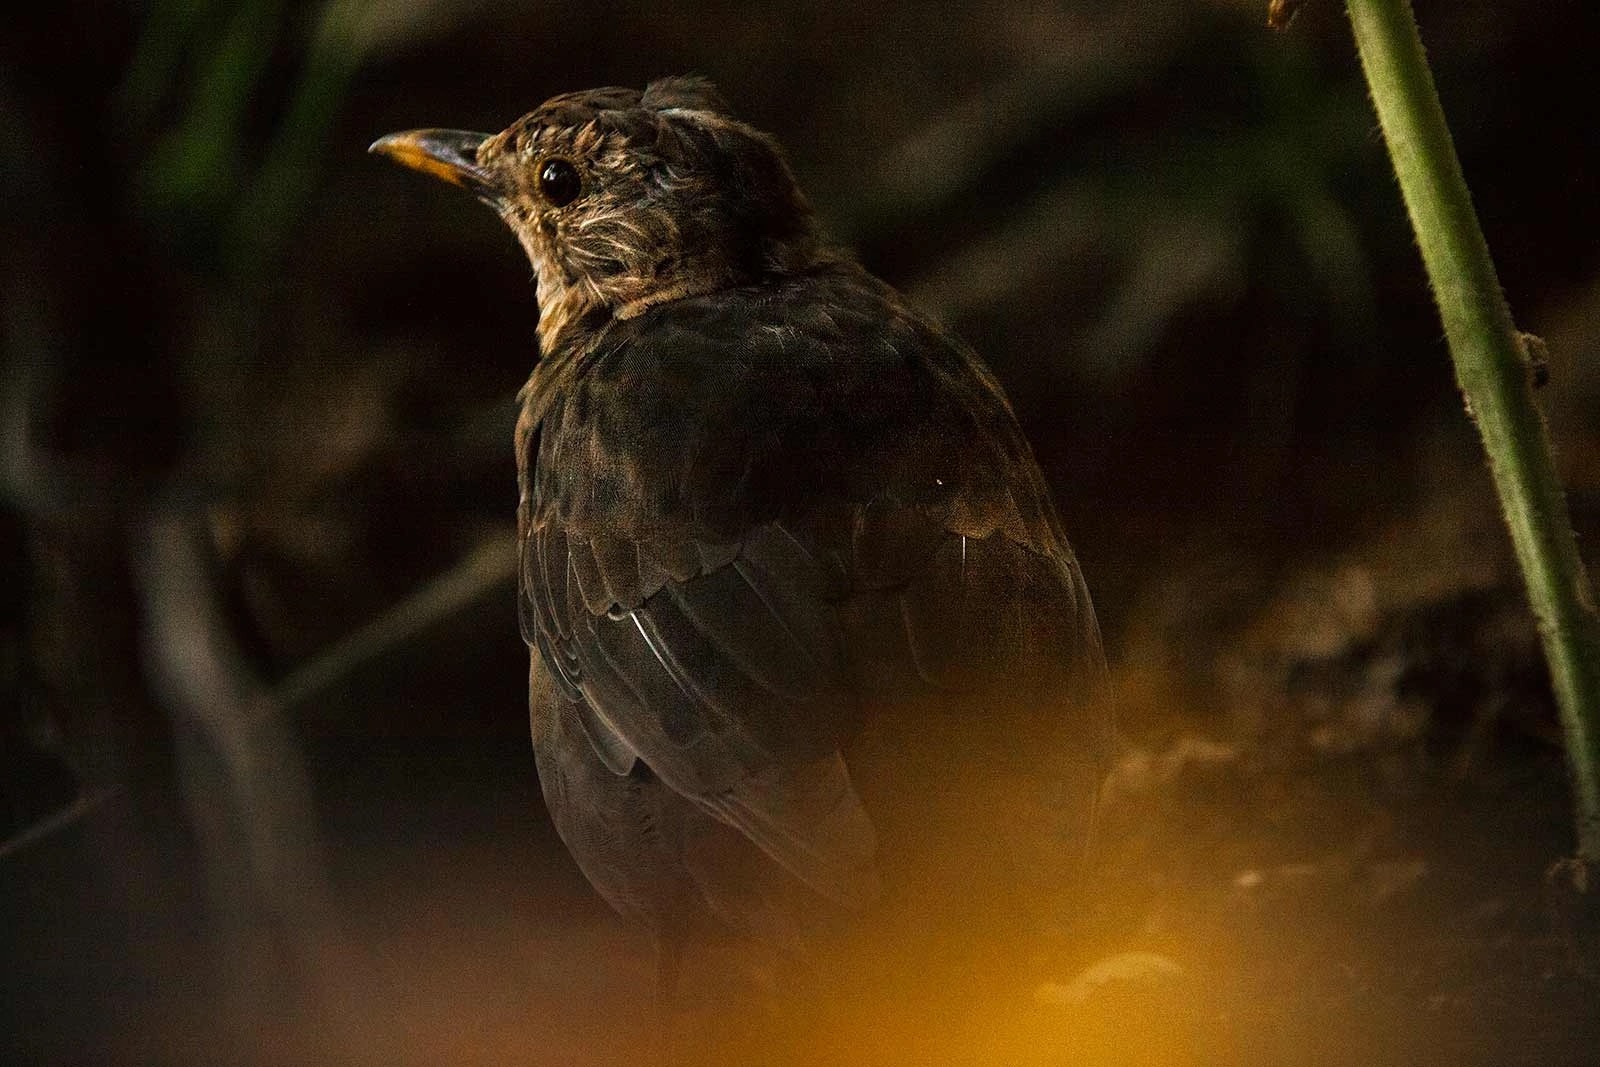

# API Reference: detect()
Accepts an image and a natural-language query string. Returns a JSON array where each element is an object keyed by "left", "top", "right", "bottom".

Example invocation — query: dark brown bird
[{"left": 373, "top": 76, "right": 1109, "bottom": 1024}]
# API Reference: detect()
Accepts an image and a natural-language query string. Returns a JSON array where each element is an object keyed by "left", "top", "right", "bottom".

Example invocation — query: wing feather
[
  {"left": 518, "top": 262, "right": 1107, "bottom": 917},
  {"left": 700, "top": 755, "right": 881, "bottom": 909}
]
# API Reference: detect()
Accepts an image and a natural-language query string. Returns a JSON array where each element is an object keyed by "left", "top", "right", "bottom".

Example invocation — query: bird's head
[{"left": 372, "top": 76, "right": 818, "bottom": 347}]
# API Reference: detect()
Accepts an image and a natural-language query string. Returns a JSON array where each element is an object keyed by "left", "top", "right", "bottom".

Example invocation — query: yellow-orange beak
[{"left": 369, "top": 128, "right": 499, "bottom": 199}]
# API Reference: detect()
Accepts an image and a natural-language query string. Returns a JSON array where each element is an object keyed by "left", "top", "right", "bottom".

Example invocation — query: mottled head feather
[{"left": 475, "top": 78, "right": 817, "bottom": 350}]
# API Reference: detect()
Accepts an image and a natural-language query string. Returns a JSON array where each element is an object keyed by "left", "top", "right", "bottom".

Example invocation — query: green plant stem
[{"left": 1346, "top": 0, "right": 1600, "bottom": 859}]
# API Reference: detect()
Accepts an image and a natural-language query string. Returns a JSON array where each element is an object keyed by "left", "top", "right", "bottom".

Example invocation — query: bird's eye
[{"left": 538, "top": 158, "right": 581, "bottom": 207}]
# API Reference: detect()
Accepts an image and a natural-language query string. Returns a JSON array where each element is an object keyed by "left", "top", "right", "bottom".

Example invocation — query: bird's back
[{"left": 518, "top": 257, "right": 1108, "bottom": 959}]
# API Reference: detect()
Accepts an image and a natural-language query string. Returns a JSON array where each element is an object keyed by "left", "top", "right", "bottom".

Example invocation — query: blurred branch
[
  {"left": 1346, "top": 0, "right": 1600, "bottom": 860},
  {"left": 905, "top": 177, "right": 1107, "bottom": 322},
  {"left": 275, "top": 533, "right": 514, "bottom": 710},
  {"left": 138, "top": 511, "right": 336, "bottom": 967},
  {"left": 878, "top": 20, "right": 1375, "bottom": 387},
  {"left": 829, "top": 7, "right": 1193, "bottom": 247},
  {"left": 39, "top": 0, "right": 384, "bottom": 980},
  {"left": 902, "top": 99, "right": 1367, "bottom": 382},
  {"left": 0, "top": 787, "right": 121, "bottom": 864}
]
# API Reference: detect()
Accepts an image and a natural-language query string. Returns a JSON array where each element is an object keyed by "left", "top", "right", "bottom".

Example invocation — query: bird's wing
[
  {"left": 525, "top": 511, "right": 881, "bottom": 907},
  {"left": 518, "top": 266, "right": 1103, "bottom": 907}
]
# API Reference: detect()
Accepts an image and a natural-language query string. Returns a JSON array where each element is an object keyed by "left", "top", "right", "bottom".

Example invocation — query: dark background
[{"left": 3, "top": 1, "right": 1599, "bottom": 1063}]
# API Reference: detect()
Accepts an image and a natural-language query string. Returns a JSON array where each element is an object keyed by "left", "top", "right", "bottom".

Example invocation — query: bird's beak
[{"left": 368, "top": 128, "right": 500, "bottom": 201}]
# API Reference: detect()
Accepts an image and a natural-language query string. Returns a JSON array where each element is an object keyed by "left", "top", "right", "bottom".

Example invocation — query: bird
[{"left": 372, "top": 76, "right": 1110, "bottom": 1045}]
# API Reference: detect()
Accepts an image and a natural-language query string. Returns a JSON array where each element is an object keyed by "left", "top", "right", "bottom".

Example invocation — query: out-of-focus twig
[
  {"left": 828, "top": 6, "right": 1193, "bottom": 246},
  {"left": 138, "top": 511, "right": 336, "bottom": 970},
  {"left": 275, "top": 533, "right": 515, "bottom": 710},
  {"left": 0, "top": 787, "right": 122, "bottom": 864},
  {"left": 90, "top": 0, "right": 378, "bottom": 982}
]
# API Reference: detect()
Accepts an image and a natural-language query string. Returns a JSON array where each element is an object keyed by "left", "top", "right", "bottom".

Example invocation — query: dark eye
[{"left": 538, "top": 158, "right": 581, "bottom": 207}]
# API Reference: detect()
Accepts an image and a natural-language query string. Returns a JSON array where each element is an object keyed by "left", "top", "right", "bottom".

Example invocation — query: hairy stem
[{"left": 1346, "top": 0, "right": 1600, "bottom": 859}]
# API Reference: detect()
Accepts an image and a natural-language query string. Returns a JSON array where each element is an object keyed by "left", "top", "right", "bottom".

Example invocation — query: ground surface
[{"left": 5, "top": 609, "right": 1598, "bottom": 1066}]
